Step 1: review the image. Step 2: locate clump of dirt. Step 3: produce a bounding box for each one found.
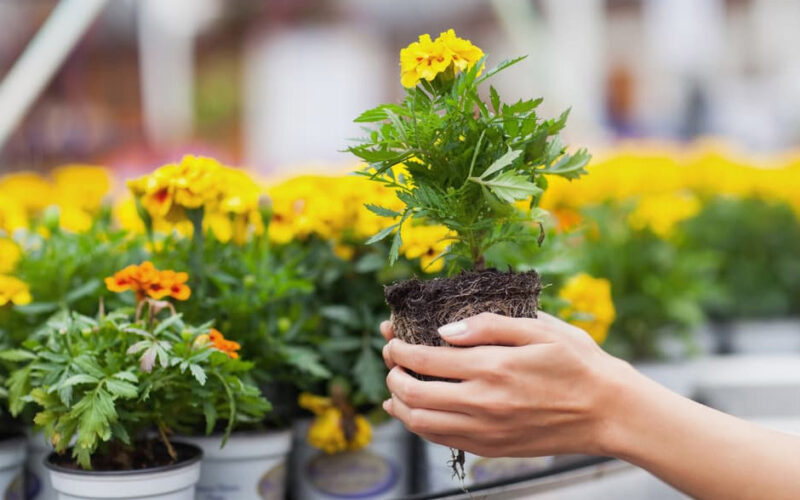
[384,269,541,482]
[385,269,541,350]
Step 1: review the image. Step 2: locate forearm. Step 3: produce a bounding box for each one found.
[603,364,800,500]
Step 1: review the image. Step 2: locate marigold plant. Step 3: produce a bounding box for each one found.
[558,273,616,344]
[349,29,590,271]
[1,300,270,470]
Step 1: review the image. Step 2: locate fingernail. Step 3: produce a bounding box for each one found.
[382,399,391,412]
[438,321,468,338]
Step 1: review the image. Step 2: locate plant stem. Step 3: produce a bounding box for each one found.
[157,421,177,461]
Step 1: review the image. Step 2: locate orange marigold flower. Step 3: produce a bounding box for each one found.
[105,262,191,302]
[208,328,241,359]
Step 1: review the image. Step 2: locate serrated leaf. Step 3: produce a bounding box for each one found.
[282,346,331,379]
[154,313,183,335]
[104,379,138,399]
[480,148,523,179]
[483,172,543,203]
[364,204,401,218]
[57,374,99,389]
[190,364,207,386]
[112,371,138,383]
[489,86,500,114]
[365,223,397,245]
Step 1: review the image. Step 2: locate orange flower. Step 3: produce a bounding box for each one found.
[105,262,191,302]
[208,328,241,359]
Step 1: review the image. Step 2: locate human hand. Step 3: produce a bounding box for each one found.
[381,312,638,458]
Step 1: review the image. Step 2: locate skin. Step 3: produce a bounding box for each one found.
[380,312,800,500]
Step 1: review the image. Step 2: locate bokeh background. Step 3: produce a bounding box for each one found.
[3,0,800,176]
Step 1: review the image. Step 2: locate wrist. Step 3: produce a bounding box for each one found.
[592,357,659,459]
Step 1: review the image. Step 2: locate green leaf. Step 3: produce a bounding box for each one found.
[319,306,360,328]
[354,253,385,273]
[353,346,387,403]
[203,401,217,435]
[482,172,543,203]
[323,337,362,352]
[104,379,138,399]
[480,149,523,179]
[112,371,138,383]
[0,349,35,362]
[57,374,100,389]
[365,223,397,245]
[14,302,59,315]
[489,86,500,114]
[64,279,100,304]
[477,55,527,85]
[364,204,401,218]
[189,364,207,386]
[540,149,591,180]
[282,346,331,379]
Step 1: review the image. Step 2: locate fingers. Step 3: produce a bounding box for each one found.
[438,312,555,347]
[386,339,487,380]
[379,320,395,341]
[385,366,470,412]
[384,391,475,436]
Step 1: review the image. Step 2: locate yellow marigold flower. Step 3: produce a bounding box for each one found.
[400,33,451,88]
[52,165,112,213]
[299,392,372,454]
[58,205,93,233]
[628,192,701,238]
[0,274,32,306]
[400,224,453,273]
[0,238,21,274]
[559,273,616,345]
[437,29,484,72]
[114,197,146,234]
[0,172,54,214]
[399,30,483,88]
[0,194,27,235]
[307,408,371,455]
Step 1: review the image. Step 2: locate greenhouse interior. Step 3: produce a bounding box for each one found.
[2,1,800,499]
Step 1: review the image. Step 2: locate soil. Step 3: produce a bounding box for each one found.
[48,439,199,472]
[385,269,542,351]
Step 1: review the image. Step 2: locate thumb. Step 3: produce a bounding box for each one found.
[437,312,553,347]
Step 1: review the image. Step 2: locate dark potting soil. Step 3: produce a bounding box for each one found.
[385,269,542,349]
[48,440,200,472]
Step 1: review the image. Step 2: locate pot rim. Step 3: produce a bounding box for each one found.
[44,441,202,476]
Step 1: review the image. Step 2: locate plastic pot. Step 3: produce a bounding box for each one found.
[291,418,412,499]
[45,442,202,500]
[180,430,291,500]
[0,435,25,500]
[25,429,56,500]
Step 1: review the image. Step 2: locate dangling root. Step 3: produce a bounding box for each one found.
[449,447,466,484]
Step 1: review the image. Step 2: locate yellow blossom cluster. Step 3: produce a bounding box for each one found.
[0,274,32,306]
[265,174,401,248]
[400,29,484,88]
[399,224,453,273]
[627,192,702,238]
[540,143,800,219]
[126,155,264,244]
[0,165,112,234]
[298,393,372,454]
[558,273,616,344]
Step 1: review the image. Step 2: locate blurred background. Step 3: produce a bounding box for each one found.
[2,0,800,177]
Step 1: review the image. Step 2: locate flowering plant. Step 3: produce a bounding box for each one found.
[349,30,590,271]
[127,157,327,425]
[1,264,269,469]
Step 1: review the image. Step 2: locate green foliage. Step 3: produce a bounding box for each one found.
[3,210,145,346]
[681,197,800,319]
[576,203,717,360]
[147,214,326,425]
[349,57,589,270]
[281,237,421,407]
[1,302,270,469]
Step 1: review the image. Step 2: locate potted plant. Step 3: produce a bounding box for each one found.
[2,261,270,500]
[681,196,800,354]
[263,174,424,499]
[0,165,143,500]
[348,29,590,485]
[126,156,326,500]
